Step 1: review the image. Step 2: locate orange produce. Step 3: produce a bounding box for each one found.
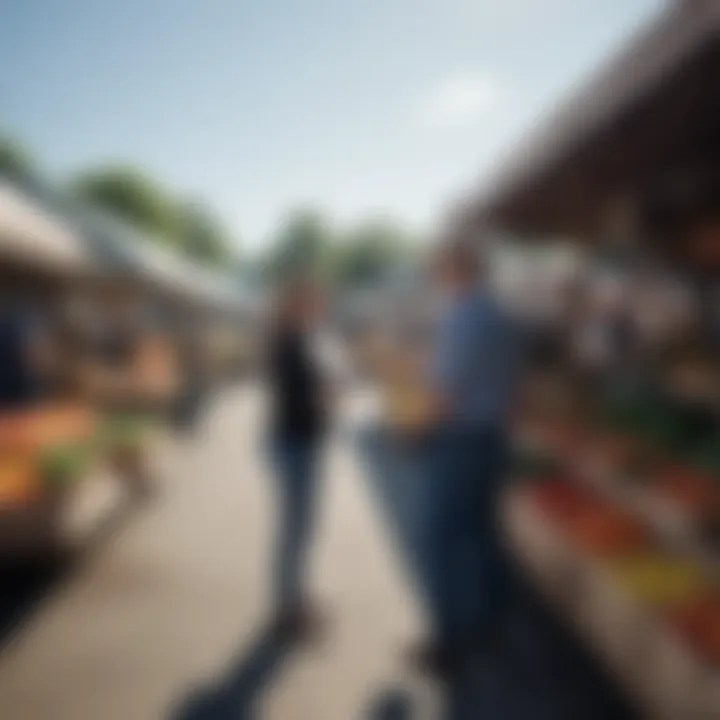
[562,508,649,557]
[666,594,720,665]
[0,405,94,451]
[38,405,94,439]
[0,412,33,449]
[0,455,38,507]
[528,479,598,521]
[654,465,717,518]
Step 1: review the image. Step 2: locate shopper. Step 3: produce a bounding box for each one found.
[173,327,209,434]
[0,295,49,408]
[266,278,328,639]
[410,240,520,679]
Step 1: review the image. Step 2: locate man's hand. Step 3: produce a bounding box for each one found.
[387,386,447,446]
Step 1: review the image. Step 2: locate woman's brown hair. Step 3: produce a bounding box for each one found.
[269,277,317,332]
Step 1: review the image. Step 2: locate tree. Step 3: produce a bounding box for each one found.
[0,136,34,181]
[72,165,239,268]
[72,165,180,243]
[334,217,414,288]
[264,208,333,280]
[176,200,235,266]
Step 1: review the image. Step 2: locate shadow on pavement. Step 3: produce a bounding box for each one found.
[364,688,415,720]
[171,625,293,720]
[361,589,639,720]
[1,496,143,655]
[0,558,66,650]
[357,423,641,720]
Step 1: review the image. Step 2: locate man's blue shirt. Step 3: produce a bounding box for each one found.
[431,287,519,429]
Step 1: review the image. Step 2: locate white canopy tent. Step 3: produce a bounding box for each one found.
[0,181,91,276]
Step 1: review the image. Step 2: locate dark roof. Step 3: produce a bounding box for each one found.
[468,1,720,237]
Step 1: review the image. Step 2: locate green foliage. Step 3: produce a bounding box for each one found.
[511,444,562,479]
[72,165,180,242]
[264,208,333,281]
[259,209,419,288]
[693,436,720,475]
[334,217,414,287]
[175,201,234,266]
[102,414,154,451]
[0,136,420,280]
[72,166,238,267]
[49,153,422,280]
[38,442,91,487]
[0,136,33,180]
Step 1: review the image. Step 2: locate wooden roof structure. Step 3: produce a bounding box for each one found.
[463,1,720,244]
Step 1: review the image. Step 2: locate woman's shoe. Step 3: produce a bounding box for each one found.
[403,640,463,682]
[270,604,325,645]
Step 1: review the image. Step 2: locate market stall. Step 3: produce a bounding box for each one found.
[75,206,255,384]
[0,175,251,561]
[447,2,720,717]
[0,179,105,561]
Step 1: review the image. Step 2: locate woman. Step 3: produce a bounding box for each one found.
[266,279,328,638]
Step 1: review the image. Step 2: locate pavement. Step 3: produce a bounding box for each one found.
[0,386,428,720]
[0,384,639,720]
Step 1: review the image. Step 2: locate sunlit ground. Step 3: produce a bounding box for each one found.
[0,384,430,720]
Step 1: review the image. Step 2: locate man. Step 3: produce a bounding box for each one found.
[412,239,520,678]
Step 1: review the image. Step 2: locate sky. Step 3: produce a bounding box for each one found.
[1,0,666,251]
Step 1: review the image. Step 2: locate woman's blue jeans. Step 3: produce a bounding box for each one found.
[269,436,320,615]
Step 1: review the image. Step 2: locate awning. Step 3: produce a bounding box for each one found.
[467,1,720,239]
[70,203,253,314]
[0,175,254,313]
[0,182,91,275]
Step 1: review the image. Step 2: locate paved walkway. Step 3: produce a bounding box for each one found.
[0,387,429,720]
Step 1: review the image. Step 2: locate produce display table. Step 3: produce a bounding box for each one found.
[521,425,720,579]
[0,404,96,561]
[357,407,719,719]
[505,485,720,720]
[520,424,720,564]
[0,404,160,562]
[356,419,650,718]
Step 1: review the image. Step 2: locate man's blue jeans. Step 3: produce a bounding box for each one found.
[269,436,319,615]
[424,426,509,654]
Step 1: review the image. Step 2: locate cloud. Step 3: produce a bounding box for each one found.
[420,74,501,128]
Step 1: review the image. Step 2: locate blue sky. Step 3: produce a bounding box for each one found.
[1,0,664,250]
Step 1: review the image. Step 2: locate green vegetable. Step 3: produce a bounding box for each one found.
[600,388,699,457]
[511,445,562,479]
[692,436,720,476]
[38,442,91,488]
[102,413,155,451]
